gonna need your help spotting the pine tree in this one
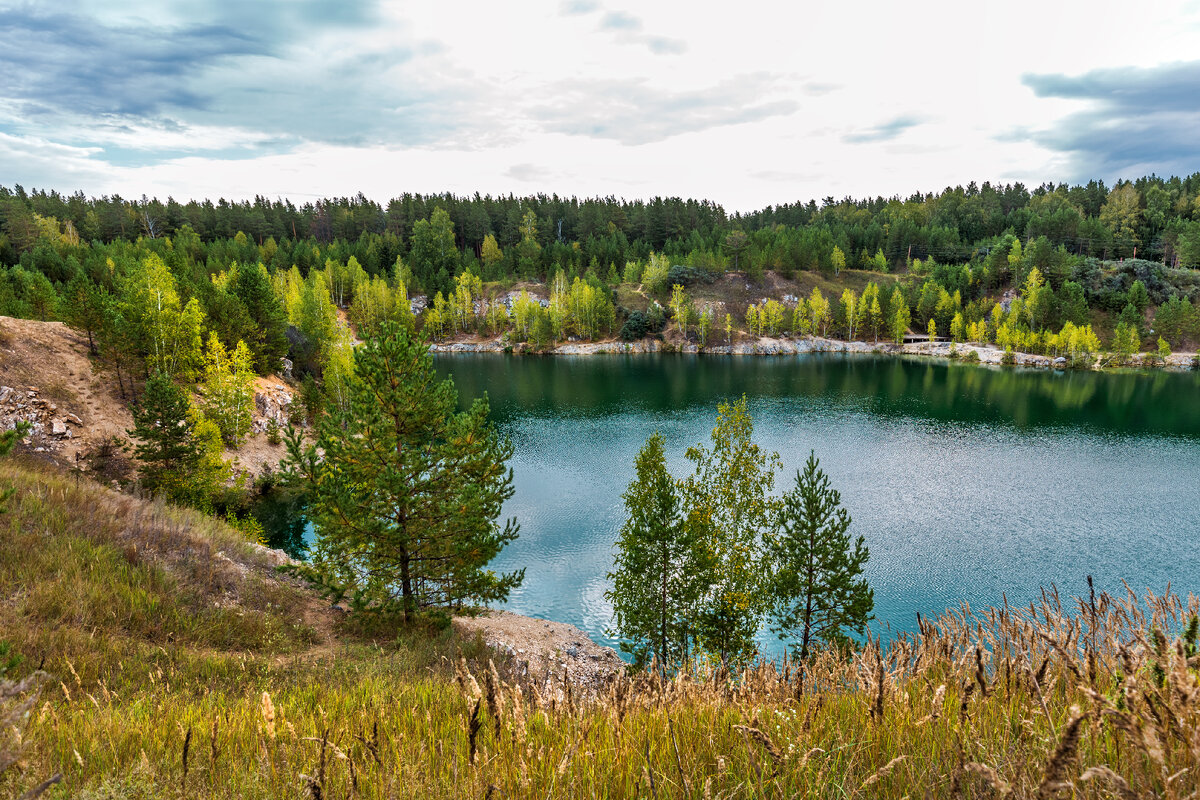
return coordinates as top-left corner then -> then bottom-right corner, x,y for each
128,372 -> 201,497
233,261 -> 289,374
764,452 -> 873,678
607,433 -> 709,671
61,273 -> 106,355
283,322 -> 522,624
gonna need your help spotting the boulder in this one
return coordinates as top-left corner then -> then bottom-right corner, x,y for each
50,419 -> 68,436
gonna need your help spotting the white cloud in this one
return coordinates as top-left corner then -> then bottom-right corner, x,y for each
1,0 -> 1199,211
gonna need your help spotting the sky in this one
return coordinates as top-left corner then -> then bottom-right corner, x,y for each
2,0 -> 1200,212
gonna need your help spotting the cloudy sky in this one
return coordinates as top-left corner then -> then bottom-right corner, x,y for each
2,0 -> 1199,211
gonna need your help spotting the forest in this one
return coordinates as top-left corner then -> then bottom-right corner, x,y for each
1,176 -> 1199,500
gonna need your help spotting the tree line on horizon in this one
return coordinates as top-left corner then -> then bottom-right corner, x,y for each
4,174 -> 1200,289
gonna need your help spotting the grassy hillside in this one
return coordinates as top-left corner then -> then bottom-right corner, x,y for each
3,460 -> 1200,798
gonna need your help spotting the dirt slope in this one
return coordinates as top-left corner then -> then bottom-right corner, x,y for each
0,315 -> 295,479
0,315 -> 133,468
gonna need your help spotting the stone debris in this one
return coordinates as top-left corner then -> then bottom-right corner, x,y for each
454,609 -> 626,695
252,384 -> 295,433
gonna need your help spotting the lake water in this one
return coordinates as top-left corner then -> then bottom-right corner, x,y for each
267,353 -> 1200,656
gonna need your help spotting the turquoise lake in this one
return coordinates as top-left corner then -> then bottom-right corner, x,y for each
266,353 -> 1200,656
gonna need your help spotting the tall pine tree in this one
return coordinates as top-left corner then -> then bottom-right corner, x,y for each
764,452 -> 873,680
607,433 -> 709,672
283,321 -> 522,624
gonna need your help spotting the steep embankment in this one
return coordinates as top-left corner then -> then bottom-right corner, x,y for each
0,315 -> 297,479
0,460 -> 623,798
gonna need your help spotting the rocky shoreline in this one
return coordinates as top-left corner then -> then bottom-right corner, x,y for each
431,335 -> 1199,371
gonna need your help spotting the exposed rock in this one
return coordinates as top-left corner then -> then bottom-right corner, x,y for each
253,384 -> 294,433
454,609 -> 625,694
50,420 -> 68,436
280,357 -> 294,379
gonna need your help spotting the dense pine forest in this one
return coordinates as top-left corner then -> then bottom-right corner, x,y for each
2,176 -> 1199,420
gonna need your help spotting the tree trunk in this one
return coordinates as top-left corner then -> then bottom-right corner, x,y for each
660,542 -> 669,676
400,545 -> 414,624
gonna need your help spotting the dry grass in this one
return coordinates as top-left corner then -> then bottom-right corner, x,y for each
4,461 -> 1200,798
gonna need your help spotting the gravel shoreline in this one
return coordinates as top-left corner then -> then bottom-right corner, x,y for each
431,335 -> 1198,371
453,609 -> 625,694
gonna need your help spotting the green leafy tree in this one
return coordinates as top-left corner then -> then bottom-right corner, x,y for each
724,230 -> 748,270
697,307 -> 713,346
291,270 -> 338,374
641,254 -> 670,296
669,284 -> 692,337
764,452 -> 873,679
200,334 -> 256,447
516,210 -> 542,279
123,253 -> 204,380
809,287 -> 831,337
283,322 -> 523,624
322,324 -> 356,418
890,288 -> 911,344
681,396 -> 781,668
607,433 -> 709,672
480,233 -> 504,278
1127,279 -> 1150,314
25,271 -> 57,321
1112,322 -> 1139,365
1099,184 -> 1142,256
830,245 -> 846,276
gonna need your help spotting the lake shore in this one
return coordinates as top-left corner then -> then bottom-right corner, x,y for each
431,334 -> 1199,371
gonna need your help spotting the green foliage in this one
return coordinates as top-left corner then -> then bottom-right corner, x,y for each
606,433 -> 709,671
681,396 -> 781,668
62,271 -> 107,355
283,322 -> 523,623
830,245 -> 846,276
0,420 -> 30,513
669,283 -> 692,337
232,261 -> 289,374
122,253 -> 205,380
128,372 -> 201,497
641,253 -> 671,296
1112,322 -> 1140,365
890,288 -> 911,344
410,207 -> 459,297
764,452 -> 873,665
200,334 -> 256,447
290,269 -> 338,374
